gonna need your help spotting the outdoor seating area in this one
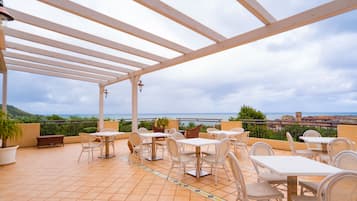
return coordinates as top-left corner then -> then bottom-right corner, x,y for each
2,128 -> 357,201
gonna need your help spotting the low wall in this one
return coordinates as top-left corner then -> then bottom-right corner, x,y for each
337,124 -> 357,144
9,123 -> 40,147
248,137 -> 307,151
221,121 -> 242,130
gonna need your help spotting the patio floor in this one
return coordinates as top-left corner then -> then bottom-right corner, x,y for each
0,139 -> 317,201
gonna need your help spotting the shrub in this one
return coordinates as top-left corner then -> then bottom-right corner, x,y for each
82,127 -> 97,133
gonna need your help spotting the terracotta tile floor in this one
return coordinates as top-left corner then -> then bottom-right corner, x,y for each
0,140 -> 318,201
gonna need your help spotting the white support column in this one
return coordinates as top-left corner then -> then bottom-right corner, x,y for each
98,84 -> 104,131
2,70 -> 7,113
130,75 -> 140,133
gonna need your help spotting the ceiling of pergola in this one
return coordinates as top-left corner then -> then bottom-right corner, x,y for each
1,0 -> 356,87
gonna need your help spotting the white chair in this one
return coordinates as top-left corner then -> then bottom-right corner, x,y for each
227,152 -> 284,201
166,138 -> 196,180
249,142 -> 287,186
231,131 -> 250,154
293,171 -> 357,201
320,138 -> 353,164
77,133 -> 103,163
286,132 -> 315,158
170,132 -> 196,155
299,150 -> 357,196
128,132 -> 150,164
303,130 -> 322,151
201,138 -> 231,185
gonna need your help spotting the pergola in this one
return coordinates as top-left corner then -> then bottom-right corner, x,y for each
0,0 -> 356,132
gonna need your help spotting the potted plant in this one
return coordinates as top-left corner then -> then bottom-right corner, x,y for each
153,117 -> 169,132
0,111 -> 22,165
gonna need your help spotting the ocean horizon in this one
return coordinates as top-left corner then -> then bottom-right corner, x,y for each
59,112 -> 357,121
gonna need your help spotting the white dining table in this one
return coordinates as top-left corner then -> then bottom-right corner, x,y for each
207,130 -> 243,137
176,138 -> 220,179
90,131 -> 124,159
299,137 -> 336,151
139,132 -> 170,161
250,155 -> 341,201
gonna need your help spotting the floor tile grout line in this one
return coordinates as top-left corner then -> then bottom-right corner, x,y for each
139,164 -> 226,201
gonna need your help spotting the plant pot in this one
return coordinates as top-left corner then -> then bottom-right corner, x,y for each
0,145 -> 19,165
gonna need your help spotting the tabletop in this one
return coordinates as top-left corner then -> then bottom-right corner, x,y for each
207,130 -> 243,136
90,131 -> 124,137
250,156 -> 341,176
299,137 -> 337,144
177,138 -> 220,146
139,132 -> 170,138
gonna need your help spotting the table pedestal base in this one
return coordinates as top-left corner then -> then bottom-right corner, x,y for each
98,154 -> 115,159
145,156 -> 163,161
186,170 -> 210,177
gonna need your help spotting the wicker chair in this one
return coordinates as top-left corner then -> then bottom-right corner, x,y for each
320,138 -> 353,164
227,152 -> 284,201
184,125 -> 201,138
286,132 -> 315,158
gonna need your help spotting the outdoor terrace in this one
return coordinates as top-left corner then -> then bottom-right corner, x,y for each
0,139 -> 313,201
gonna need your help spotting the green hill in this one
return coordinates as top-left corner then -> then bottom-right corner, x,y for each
0,104 -> 34,117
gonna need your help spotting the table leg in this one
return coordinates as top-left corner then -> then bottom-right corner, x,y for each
152,137 -> 156,160
287,176 -> 298,201
196,146 -> 201,179
105,136 -> 109,158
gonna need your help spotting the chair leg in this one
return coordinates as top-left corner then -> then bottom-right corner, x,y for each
223,164 -> 231,181
215,165 -> 218,185
167,162 -> 174,179
77,150 -> 83,163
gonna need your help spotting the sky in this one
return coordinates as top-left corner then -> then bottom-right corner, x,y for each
1,0 -> 357,116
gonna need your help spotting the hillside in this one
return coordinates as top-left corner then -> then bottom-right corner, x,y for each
0,104 -> 34,117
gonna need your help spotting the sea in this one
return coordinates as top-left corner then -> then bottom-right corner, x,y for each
60,112 -> 357,122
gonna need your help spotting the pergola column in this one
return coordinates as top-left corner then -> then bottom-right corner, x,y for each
130,75 -> 140,133
2,70 -> 7,113
98,84 -> 104,131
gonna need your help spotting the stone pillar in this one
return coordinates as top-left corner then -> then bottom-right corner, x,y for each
296,112 -> 302,122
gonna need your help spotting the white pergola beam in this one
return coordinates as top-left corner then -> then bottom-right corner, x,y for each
105,0 -> 357,86
4,51 -> 122,78
134,0 -> 226,42
5,58 -> 112,81
5,28 -> 148,69
7,8 -> 168,62
39,0 -> 192,54
6,42 -> 131,74
237,0 -> 276,25
7,65 -> 102,83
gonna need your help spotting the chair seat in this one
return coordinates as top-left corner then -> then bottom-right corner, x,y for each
246,182 -> 284,200
291,195 -> 317,201
259,172 -> 287,184
299,180 -> 319,193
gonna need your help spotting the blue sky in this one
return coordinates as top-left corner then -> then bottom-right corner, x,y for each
1,0 -> 357,115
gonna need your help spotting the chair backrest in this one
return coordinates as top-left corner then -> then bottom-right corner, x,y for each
286,132 -> 296,154
215,133 -> 228,140
128,132 -> 142,147
227,152 -> 248,201
237,131 -> 250,144
332,151 -> 357,171
79,133 -> 91,145
249,142 -> 274,156
171,132 -> 186,140
328,138 -> 353,163
215,138 -> 231,162
185,125 -> 201,138
317,171 -> 357,201
167,128 -> 177,134
138,127 -> 149,133
230,127 -> 244,132
166,138 -> 180,161
303,130 -> 321,137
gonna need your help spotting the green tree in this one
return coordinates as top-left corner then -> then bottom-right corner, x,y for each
230,105 -> 266,120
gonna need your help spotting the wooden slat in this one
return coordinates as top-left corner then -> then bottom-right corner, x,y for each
3,51 -> 121,78
6,42 -> 130,74
7,8 -> 168,62
237,0 -> 276,25
5,58 -> 113,81
134,0 -> 226,42
4,27 -> 148,69
7,65 -> 102,83
39,0 -> 192,54
105,0 -> 357,86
